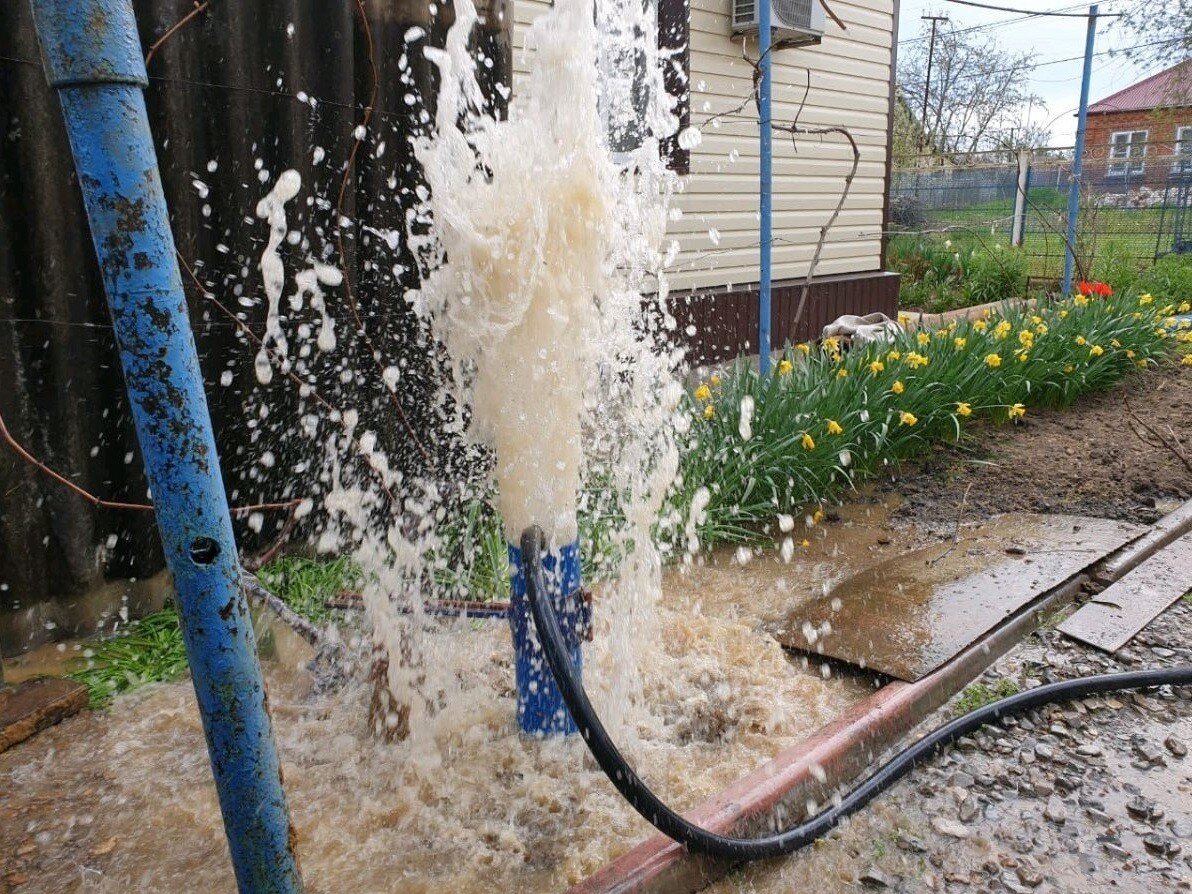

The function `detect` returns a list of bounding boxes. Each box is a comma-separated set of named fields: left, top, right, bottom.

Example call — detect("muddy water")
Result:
left=0, top=507, right=911, bottom=893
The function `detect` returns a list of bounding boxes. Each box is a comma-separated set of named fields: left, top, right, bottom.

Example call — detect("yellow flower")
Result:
left=1035, top=323, right=1049, bottom=336
left=710, top=374, right=722, bottom=387
left=890, top=380, right=905, bottom=395
left=1031, top=315, right=1043, bottom=325
left=887, top=349, right=902, bottom=361
left=1074, top=293, right=1088, bottom=306
left=994, top=321, right=1012, bottom=339
left=898, top=312, right=911, bottom=326
left=935, top=328, right=950, bottom=339
left=826, top=419, right=844, bottom=436
left=983, top=308, right=994, bottom=319
left=694, top=384, right=712, bottom=401
left=777, top=359, right=793, bottom=376
left=1008, top=403, right=1026, bottom=420
left=905, top=352, right=929, bottom=369
left=1089, top=345, right=1104, bottom=357
left=973, top=319, right=988, bottom=332
left=1139, top=293, right=1154, bottom=305
left=801, top=432, right=816, bottom=450
left=813, top=508, right=825, bottom=524
left=1126, top=350, right=1136, bottom=359
left=1132, top=312, right=1142, bottom=320
left=954, top=337, right=967, bottom=349
left=1075, top=335, right=1087, bottom=346
left=1059, top=309, right=1069, bottom=319
left=917, top=331, right=931, bottom=346
left=1018, top=329, right=1034, bottom=348
left=899, top=411, right=918, bottom=427
left=1182, top=355, right=1192, bottom=367
left=956, top=401, right=972, bottom=417
left=1016, top=350, right=1030, bottom=363
left=801, top=539, right=811, bottom=548
left=1179, top=302, right=1190, bottom=313
left=823, top=336, right=840, bottom=354
left=868, top=360, right=885, bottom=374
left=985, top=353, right=1002, bottom=368
left=797, top=343, right=811, bottom=355
left=1110, top=339, right=1121, bottom=348
left=1156, top=328, right=1168, bottom=339
left=1064, top=364, right=1074, bottom=374
left=1137, top=359, right=1149, bottom=369
left=836, top=368, right=849, bottom=379
left=1180, top=332, right=1192, bottom=343
left=703, top=404, right=715, bottom=420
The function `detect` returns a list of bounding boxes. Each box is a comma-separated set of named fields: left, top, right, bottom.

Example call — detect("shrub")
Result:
left=962, top=246, right=1027, bottom=306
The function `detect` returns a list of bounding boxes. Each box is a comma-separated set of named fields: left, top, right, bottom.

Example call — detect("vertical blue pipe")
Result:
left=508, top=539, right=587, bottom=735
left=29, top=2, right=302, bottom=890
left=1063, top=5, right=1098, bottom=295
left=757, top=0, right=773, bottom=373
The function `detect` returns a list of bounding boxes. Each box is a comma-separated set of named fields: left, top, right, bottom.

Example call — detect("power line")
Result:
left=943, top=0, right=1122, bottom=17
left=900, top=2, right=1092, bottom=44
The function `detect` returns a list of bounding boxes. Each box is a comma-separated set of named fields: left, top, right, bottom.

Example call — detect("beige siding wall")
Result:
left=509, top=0, right=896, bottom=292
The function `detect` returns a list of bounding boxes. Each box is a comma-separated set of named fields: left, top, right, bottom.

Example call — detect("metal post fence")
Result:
left=29, top=1, right=303, bottom=890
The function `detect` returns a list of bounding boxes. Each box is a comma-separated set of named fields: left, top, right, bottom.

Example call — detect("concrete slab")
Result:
left=775, top=515, right=1142, bottom=681
left=0, top=676, right=88, bottom=753
left=1059, top=533, right=1192, bottom=653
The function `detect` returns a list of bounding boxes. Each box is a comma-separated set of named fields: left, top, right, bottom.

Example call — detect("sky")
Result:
left=896, top=0, right=1168, bottom=146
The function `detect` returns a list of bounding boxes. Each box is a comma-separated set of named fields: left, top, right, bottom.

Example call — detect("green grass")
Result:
left=69, top=608, right=188, bottom=708
left=954, top=678, right=1020, bottom=716
left=255, top=555, right=361, bottom=624
left=671, top=287, right=1184, bottom=551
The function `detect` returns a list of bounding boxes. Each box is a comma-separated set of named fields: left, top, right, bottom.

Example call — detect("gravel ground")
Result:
left=712, top=596, right=1192, bottom=894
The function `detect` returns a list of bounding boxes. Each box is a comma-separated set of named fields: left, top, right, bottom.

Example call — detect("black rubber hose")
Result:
left=521, top=526, right=1192, bottom=861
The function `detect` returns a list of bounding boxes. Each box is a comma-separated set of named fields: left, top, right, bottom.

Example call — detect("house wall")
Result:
left=509, top=0, right=900, bottom=362
left=1084, top=107, right=1192, bottom=192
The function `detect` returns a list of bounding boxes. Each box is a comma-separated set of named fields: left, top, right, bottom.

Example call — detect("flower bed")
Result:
left=672, top=287, right=1192, bottom=550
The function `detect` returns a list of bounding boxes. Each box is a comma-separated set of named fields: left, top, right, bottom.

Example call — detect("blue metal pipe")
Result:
left=508, top=539, right=587, bottom=735
left=29, top=2, right=302, bottom=890
left=757, top=1, right=773, bottom=374
left=1063, top=4, right=1098, bottom=295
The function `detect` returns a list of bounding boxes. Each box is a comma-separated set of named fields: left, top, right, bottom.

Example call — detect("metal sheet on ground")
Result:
left=1058, top=533, right=1192, bottom=653
left=774, top=515, right=1142, bottom=682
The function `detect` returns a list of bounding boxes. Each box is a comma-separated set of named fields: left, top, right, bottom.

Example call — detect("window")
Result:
left=1108, top=130, right=1148, bottom=176
left=1175, top=126, right=1192, bottom=175
left=596, top=0, right=690, bottom=173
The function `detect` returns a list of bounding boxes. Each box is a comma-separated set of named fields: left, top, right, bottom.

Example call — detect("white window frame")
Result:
left=1107, top=129, right=1148, bottom=177
left=1174, top=126, right=1192, bottom=175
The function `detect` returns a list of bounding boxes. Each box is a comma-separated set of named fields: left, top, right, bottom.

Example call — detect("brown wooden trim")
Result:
left=669, top=270, right=901, bottom=366
left=880, top=0, right=901, bottom=270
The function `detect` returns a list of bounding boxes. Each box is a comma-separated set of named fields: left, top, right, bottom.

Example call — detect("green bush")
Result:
left=890, top=235, right=1027, bottom=313
left=962, top=246, right=1027, bottom=306
left=1132, top=254, right=1192, bottom=301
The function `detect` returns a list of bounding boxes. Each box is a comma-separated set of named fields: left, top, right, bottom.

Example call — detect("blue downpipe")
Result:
left=1063, top=5, right=1098, bottom=295
left=29, top=1, right=302, bottom=890
left=508, top=539, right=586, bottom=735
left=757, top=0, right=773, bottom=374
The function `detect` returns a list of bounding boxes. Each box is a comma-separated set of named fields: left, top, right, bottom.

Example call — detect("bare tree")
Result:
left=898, top=15, right=1045, bottom=156
left=1114, top=1, right=1192, bottom=74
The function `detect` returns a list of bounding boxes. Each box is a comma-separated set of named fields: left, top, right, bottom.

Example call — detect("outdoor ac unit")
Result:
left=731, top=0, right=825, bottom=46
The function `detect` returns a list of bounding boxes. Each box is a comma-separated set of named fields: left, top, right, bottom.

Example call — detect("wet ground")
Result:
left=710, top=595, right=1192, bottom=894
left=886, top=368, right=1192, bottom=530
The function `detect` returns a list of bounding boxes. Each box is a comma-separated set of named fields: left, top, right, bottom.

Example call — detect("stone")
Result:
left=860, top=866, right=891, bottom=888
left=951, top=771, right=975, bottom=789
left=1133, top=739, right=1167, bottom=765
left=1044, top=795, right=1067, bottom=824
left=932, top=817, right=971, bottom=839
left=1126, top=795, right=1163, bottom=823
left=0, top=678, right=89, bottom=754
left=1034, top=743, right=1054, bottom=761
left=1075, top=743, right=1103, bottom=757
left=959, top=797, right=982, bottom=823
left=1143, top=834, right=1181, bottom=858
left=1165, top=736, right=1187, bottom=759
left=1016, top=864, right=1045, bottom=887
left=1103, top=842, right=1130, bottom=859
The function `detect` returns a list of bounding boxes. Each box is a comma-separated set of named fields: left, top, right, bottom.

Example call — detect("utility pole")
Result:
left=920, top=15, right=949, bottom=155
left=1063, top=4, right=1098, bottom=295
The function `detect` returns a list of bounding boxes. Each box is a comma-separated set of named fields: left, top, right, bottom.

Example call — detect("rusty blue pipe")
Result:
left=29, top=1, right=302, bottom=890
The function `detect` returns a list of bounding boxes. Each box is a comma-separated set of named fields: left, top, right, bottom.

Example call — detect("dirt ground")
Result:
left=886, top=368, right=1192, bottom=530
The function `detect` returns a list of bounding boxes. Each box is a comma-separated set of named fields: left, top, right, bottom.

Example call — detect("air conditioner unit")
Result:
left=732, top=0, right=825, bottom=46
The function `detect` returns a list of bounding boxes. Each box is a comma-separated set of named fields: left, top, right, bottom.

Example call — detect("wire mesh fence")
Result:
left=891, top=141, right=1192, bottom=289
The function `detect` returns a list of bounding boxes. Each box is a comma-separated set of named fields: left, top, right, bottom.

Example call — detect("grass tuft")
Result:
left=69, top=608, right=188, bottom=708
left=954, top=678, right=1021, bottom=716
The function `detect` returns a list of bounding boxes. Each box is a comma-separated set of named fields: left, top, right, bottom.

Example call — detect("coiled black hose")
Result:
left=521, top=526, right=1192, bottom=861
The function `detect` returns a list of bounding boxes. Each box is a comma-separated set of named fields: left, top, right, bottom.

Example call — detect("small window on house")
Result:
left=598, top=0, right=658, bottom=158
left=596, top=0, right=690, bottom=173
left=1108, top=130, right=1148, bottom=176
left=1174, top=126, right=1192, bottom=174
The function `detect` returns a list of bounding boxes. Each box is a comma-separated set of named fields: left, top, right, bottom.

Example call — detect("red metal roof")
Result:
left=1087, top=59, right=1192, bottom=115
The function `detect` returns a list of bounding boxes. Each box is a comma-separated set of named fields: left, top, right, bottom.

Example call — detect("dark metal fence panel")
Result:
left=0, top=0, right=506, bottom=653
left=892, top=142, right=1192, bottom=289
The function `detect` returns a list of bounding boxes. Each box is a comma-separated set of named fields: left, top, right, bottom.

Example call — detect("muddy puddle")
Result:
left=0, top=502, right=916, bottom=893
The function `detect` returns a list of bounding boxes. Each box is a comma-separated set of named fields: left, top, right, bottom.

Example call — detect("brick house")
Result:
left=1082, top=59, right=1192, bottom=194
